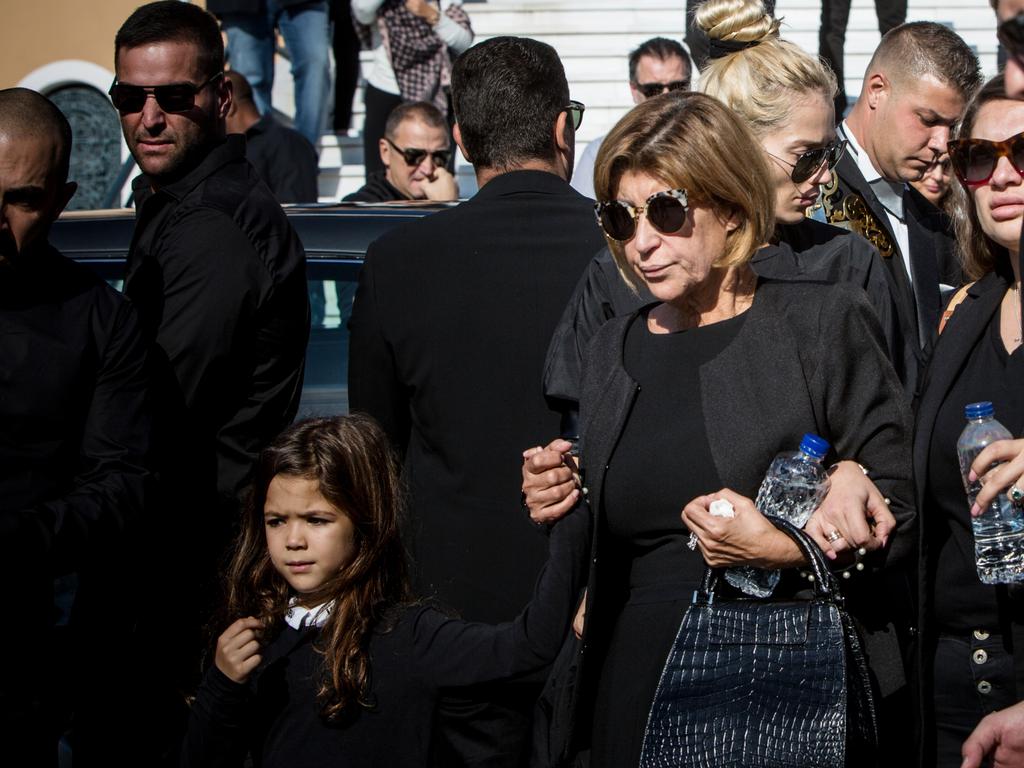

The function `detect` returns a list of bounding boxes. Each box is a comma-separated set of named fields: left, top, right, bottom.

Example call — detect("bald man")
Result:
left=0, top=87, right=151, bottom=762
left=224, top=70, right=319, bottom=203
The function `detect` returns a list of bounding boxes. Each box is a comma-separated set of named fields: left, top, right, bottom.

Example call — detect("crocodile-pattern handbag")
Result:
left=639, top=517, right=879, bottom=768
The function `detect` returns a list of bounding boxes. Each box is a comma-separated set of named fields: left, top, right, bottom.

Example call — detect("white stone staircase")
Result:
left=307, top=0, right=1000, bottom=201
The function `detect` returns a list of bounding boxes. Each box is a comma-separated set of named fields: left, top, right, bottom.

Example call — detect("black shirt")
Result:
left=244, top=115, right=319, bottom=204
left=343, top=170, right=406, bottom=203
left=127, top=135, right=309, bottom=513
left=928, top=311, right=1024, bottom=632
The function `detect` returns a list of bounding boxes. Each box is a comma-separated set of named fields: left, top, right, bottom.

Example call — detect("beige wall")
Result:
left=1, top=0, right=209, bottom=90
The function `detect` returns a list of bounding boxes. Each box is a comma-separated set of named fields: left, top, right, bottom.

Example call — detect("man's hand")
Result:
left=521, top=438, right=579, bottom=524
left=962, top=702, right=1024, bottom=768
left=804, top=461, right=895, bottom=560
left=215, top=616, right=263, bottom=684
left=420, top=167, right=458, bottom=201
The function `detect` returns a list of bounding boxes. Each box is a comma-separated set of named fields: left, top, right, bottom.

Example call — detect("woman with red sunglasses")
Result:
left=913, top=74, right=1024, bottom=766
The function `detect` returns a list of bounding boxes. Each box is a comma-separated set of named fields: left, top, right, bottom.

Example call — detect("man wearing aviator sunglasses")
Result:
left=572, top=37, right=691, bottom=198
left=345, top=101, right=458, bottom=202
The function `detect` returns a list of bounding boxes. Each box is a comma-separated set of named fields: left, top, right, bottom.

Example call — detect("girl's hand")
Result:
left=804, top=461, right=895, bottom=560
left=969, top=439, right=1024, bottom=517
left=522, top=438, right=579, bottom=524
left=215, top=617, right=263, bottom=684
left=681, top=488, right=804, bottom=569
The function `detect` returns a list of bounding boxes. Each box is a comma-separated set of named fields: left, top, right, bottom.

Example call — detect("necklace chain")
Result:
left=1013, top=283, right=1022, bottom=345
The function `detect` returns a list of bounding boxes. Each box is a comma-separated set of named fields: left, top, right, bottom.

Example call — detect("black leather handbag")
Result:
left=639, top=517, right=879, bottom=768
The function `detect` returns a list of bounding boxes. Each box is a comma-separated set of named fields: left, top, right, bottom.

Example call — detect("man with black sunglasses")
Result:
left=349, top=35, right=604, bottom=767
left=344, top=101, right=458, bottom=202
left=823, top=21, right=981, bottom=397
left=111, top=3, right=309, bottom=747
left=571, top=37, right=691, bottom=199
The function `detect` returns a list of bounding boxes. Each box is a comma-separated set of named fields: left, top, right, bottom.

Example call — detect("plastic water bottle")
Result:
left=957, top=401, right=1024, bottom=584
left=724, top=433, right=831, bottom=597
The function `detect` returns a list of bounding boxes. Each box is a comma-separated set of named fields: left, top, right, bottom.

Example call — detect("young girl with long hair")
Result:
left=181, top=414, right=588, bottom=767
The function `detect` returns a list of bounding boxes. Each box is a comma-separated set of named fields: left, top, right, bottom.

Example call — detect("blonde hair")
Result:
left=696, top=0, right=837, bottom=137
left=594, top=91, right=774, bottom=289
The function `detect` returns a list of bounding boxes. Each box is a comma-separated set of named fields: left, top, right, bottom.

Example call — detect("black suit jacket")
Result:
left=826, top=150, right=962, bottom=396
left=911, top=271, right=1024, bottom=762
left=348, top=169, right=605, bottom=623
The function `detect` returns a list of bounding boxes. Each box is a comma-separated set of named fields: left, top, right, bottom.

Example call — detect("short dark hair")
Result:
left=451, top=36, right=569, bottom=170
left=628, top=37, right=690, bottom=83
left=384, top=101, right=448, bottom=140
left=869, top=21, right=981, bottom=100
left=0, top=87, right=73, bottom=184
left=115, top=1, right=224, bottom=80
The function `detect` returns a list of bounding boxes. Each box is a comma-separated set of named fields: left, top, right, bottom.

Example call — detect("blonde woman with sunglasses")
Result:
left=913, top=75, right=1024, bottom=766
left=526, top=91, right=912, bottom=768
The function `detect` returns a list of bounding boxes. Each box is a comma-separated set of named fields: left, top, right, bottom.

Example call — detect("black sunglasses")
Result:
left=384, top=137, right=451, bottom=167
left=634, top=80, right=691, bottom=99
left=565, top=100, right=585, bottom=131
left=594, top=189, right=689, bottom=242
left=947, top=131, right=1024, bottom=187
left=108, top=72, right=223, bottom=114
left=766, top=139, right=847, bottom=184
left=998, top=12, right=1024, bottom=61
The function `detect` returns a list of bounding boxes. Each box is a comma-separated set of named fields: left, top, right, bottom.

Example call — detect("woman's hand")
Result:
left=804, top=461, right=895, bottom=560
left=681, top=488, right=805, bottom=569
left=969, top=439, right=1024, bottom=517
left=215, top=617, right=263, bottom=684
left=521, top=438, right=579, bottom=524
left=405, top=0, right=440, bottom=23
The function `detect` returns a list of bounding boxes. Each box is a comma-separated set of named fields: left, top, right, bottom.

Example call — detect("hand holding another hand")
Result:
left=521, top=438, right=579, bottom=524
left=804, top=461, right=895, bottom=561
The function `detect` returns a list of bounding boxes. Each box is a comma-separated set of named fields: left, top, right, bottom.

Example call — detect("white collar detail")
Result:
left=284, top=599, right=334, bottom=630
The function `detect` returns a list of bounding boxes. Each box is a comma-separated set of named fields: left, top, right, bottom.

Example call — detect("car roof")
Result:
left=52, top=201, right=456, bottom=261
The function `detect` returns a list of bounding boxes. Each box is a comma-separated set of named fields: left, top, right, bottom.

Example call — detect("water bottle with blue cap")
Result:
left=724, top=433, right=831, bottom=597
left=957, top=401, right=1024, bottom=584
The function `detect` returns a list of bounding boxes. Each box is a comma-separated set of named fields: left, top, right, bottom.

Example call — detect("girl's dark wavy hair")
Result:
left=221, top=414, right=412, bottom=720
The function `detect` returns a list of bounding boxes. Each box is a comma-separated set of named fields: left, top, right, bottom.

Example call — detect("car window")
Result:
left=296, top=260, right=361, bottom=419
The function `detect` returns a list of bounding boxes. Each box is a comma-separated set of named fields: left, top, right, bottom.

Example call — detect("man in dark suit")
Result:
left=348, top=35, right=603, bottom=766
left=0, top=88, right=151, bottom=764
left=822, top=21, right=981, bottom=397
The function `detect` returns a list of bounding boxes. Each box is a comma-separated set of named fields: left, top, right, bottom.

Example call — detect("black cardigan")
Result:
left=554, top=278, right=915, bottom=762
left=911, top=270, right=1024, bottom=764
left=180, top=504, right=591, bottom=768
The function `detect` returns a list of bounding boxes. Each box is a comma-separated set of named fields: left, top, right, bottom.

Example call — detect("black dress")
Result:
left=925, top=311, right=1023, bottom=766
left=590, top=310, right=745, bottom=766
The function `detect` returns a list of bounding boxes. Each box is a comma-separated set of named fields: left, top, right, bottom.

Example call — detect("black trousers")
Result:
left=819, top=0, right=907, bottom=117
left=931, top=633, right=1018, bottom=768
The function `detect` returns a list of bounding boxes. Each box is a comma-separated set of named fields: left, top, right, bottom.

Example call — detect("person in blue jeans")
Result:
left=207, top=0, right=331, bottom=148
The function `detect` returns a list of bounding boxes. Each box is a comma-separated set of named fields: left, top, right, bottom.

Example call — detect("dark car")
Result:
left=50, top=202, right=452, bottom=418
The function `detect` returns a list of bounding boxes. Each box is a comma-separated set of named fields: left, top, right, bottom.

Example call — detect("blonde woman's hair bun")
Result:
left=696, top=0, right=780, bottom=44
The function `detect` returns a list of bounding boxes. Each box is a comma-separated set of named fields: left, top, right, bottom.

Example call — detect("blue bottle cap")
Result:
left=799, top=433, right=830, bottom=460
left=964, top=401, right=995, bottom=420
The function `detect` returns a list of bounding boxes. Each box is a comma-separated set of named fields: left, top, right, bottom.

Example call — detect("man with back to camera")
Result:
left=823, top=21, right=981, bottom=396
left=344, top=100, right=458, bottom=202
left=0, top=88, right=151, bottom=764
left=224, top=69, right=319, bottom=203
left=571, top=36, right=691, bottom=199
left=348, top=35, right=605, bottom=766
left=110, top=2, right=309, bottom=747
